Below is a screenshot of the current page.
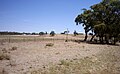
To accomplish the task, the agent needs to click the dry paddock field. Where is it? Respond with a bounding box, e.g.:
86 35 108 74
0 34 120 74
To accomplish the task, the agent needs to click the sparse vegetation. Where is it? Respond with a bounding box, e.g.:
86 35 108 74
0 48 10 60
55 52 60 55
0 0 120 74
73 30 78 36
46 43 54 47
2 48 7 53
50 31 55 36
39 32 47 35
0 53 10 60
10 46 17 51
39 32 45 35
59 60 71 66
29 48 120 74
0 34 120 74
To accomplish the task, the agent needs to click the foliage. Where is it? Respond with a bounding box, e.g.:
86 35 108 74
73 30 78 36
0 31 22 35
75 0 120 44
50 31 55 36
39 32 45 35
61 31 68 34
32 32 38 35
39 32 47 35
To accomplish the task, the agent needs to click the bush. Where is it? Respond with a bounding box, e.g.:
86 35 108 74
0 53 10 60
10 47 17 51
73 30 78 36
50 31 55 36
2 48 7 53
46 43 54 47
39 32 45 35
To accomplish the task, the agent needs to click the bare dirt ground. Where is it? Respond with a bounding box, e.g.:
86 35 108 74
0 35 120 74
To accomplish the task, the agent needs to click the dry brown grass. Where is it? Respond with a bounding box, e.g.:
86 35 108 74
9 46 17 51
46 43 54 47
0 53 10 60
29 46 120 74
0 48 10 60
0 35 120 74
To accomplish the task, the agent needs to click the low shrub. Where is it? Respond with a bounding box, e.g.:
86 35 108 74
0 53 10 60
50 31 55 36
2 48 7 53
46 43 54 47
10 47 17 51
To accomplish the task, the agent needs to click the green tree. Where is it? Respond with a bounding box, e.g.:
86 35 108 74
50 31 55 36
75 0 120 44
39 32 45 35
75 9 93 41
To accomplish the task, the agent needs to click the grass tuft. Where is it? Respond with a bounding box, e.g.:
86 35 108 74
10 46 17 51
0 53 10 60
46 43 54 47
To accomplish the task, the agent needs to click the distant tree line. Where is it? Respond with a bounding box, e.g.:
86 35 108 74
0 31 23 35
0 30 84 37
0 31 40 35
0 31 55 36
75 0 120 44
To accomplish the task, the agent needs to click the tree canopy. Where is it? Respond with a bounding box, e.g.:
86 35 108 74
75 0 120 44
50 31 55 36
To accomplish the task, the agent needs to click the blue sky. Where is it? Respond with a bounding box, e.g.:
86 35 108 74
0 0 102 33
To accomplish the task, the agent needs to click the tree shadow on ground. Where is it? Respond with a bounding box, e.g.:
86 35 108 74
71 40 120 46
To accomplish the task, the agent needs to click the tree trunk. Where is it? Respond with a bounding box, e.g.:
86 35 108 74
90 34 96 42
101 36 104 43
105 34 109 44
84 31 88 41
100 34 104 44
113 37 116 45
99 36 102 43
